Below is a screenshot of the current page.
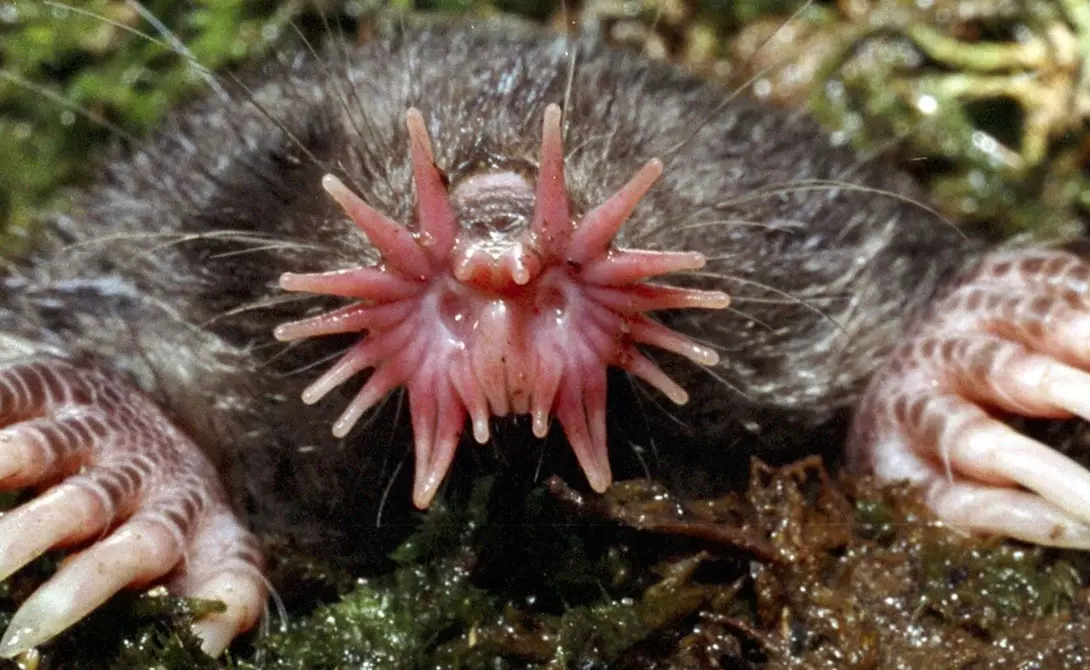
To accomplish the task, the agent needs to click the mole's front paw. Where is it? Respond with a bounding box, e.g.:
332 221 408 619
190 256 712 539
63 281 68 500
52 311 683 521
849 250 1090 548
0 358 265 657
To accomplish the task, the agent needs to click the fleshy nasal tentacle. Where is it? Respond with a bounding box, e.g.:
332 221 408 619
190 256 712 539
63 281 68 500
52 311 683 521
278 266 424 301
448 354 491 444
567 159 664 264
274 299 417 342
299 316 420 405
531 104 572 258
333 333 428 438
584 283 731 313
321 174 433 280
554 347 611 492
409 372 466 508
529 341 565 439
619 345 691 404
406 108 458 261
627 314 720 366
579 249 707 285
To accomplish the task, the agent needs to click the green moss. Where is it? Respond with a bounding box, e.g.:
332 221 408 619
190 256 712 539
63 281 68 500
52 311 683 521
241 554 493 668
919 542 1081 626
804 0 1090 238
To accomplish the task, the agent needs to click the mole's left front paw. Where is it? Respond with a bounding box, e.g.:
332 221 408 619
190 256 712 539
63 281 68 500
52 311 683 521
849 249 1090 548
0 358 265 657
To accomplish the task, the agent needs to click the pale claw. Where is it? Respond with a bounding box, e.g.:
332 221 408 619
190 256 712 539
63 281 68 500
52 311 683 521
1 517 193 655
0 357 264 656
926 478 1090 548
174 509 267 656
850 250 1090 548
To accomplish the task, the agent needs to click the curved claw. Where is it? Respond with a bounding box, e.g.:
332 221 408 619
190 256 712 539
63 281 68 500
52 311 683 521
884 393 1090 542
0 482 111 584
924 478 1090 549
867 424 1090 549
174 509 266 657
0 517 184 656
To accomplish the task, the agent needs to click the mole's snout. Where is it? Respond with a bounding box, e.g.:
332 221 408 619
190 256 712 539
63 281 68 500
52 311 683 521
275 103 729 508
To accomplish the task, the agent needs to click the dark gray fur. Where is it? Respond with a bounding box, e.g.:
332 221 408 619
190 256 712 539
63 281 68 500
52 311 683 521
1 23 977 553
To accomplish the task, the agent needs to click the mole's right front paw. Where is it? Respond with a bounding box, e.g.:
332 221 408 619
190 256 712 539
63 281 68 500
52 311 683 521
849 250 1090 549
0 357 265 657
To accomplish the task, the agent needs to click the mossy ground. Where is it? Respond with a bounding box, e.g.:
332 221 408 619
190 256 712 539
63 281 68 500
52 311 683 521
1 1 1089 667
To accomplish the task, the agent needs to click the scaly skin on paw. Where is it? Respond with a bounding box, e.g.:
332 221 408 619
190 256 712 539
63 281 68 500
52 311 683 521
849 249 1090 548
0 358 265 657
275 104 730 507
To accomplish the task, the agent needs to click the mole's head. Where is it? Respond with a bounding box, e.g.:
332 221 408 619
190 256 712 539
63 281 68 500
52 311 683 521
274 103 729 508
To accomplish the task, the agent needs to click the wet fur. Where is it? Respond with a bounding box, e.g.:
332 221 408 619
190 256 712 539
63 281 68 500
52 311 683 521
1 21 978 557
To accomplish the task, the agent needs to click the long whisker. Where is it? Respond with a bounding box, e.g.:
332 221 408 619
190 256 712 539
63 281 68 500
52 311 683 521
0 71 137 144
634 174 953 249
375 449 408 529
202 293 307 328
688 271 846 330
714 179 964 238
628 214 808 248
43 1 154 40
560 28 578 143
210 242 323 260
661 0 816 158
312 1 383 190
59 229 324 255
694 355 754 401
672 218 810 234
722 305 778 333
273 341 353 378
725 293 854 306
43 1 228 100
226 73 329 171
123 0 229 99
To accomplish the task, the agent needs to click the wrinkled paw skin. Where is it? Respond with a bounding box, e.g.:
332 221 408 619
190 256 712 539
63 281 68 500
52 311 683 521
849 249 1090 548
0 357 265 657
